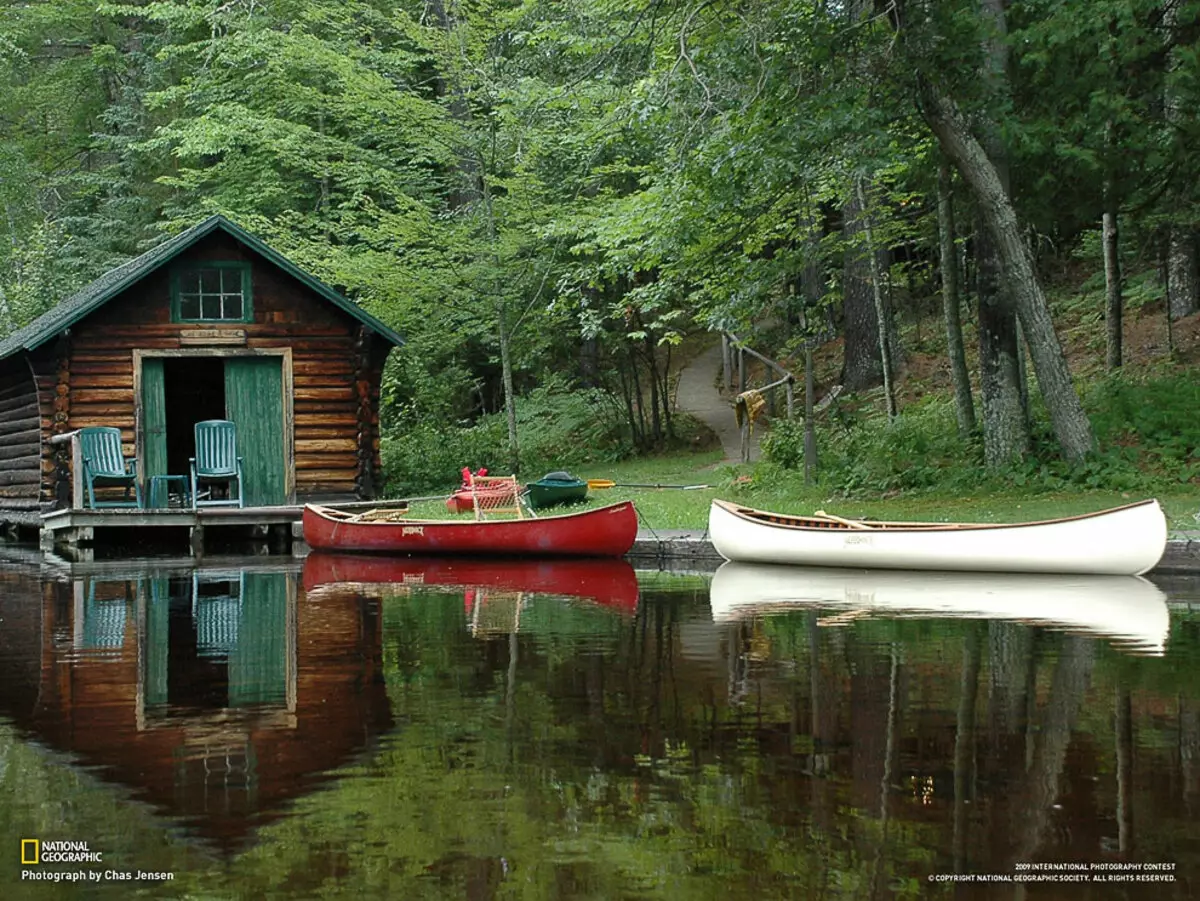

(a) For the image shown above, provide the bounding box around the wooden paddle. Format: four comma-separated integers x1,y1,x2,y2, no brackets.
587,479,712,490
813,509,876,529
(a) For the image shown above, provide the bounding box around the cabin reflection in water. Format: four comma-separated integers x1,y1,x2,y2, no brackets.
0,565,391,851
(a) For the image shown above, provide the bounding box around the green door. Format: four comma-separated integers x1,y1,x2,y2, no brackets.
228,572,289,707
144,577,171,708
141,358,167,484
224,357,286,506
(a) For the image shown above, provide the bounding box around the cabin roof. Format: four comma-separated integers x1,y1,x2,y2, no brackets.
0,215,404,360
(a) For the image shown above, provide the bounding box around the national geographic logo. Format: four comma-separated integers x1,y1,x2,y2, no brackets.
19,839,102,864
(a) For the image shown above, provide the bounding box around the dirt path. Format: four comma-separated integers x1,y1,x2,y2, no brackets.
674,342,762,462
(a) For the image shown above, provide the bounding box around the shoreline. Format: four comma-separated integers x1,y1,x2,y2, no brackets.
628,530,1200,575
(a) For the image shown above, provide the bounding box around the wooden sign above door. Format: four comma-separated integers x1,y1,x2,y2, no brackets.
179,328,247,346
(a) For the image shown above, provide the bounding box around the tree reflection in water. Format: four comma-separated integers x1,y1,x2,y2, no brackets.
0,558,1196,898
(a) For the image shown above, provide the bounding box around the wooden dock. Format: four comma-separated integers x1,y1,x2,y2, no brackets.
41,505,305,556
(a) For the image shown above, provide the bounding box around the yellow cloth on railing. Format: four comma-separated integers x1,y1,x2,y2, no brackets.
734,390,766,429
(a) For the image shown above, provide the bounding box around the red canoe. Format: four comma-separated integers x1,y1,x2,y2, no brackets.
302,554,640,613
302,501,639,558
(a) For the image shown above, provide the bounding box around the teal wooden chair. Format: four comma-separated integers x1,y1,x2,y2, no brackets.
191,420,245,509
79,427,142,508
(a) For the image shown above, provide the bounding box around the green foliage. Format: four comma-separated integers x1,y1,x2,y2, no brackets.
2,0,1199,503
381,418,506,496
761,378,1199,502
817,397,982,495
381,380,633,494
760,417,809,471
1087,374,1200,482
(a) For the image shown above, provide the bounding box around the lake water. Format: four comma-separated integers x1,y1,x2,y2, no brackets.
0,551,1198,899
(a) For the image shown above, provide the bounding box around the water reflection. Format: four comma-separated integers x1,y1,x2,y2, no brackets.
303,554,640,614
0,555,1196,898
711,561,1172,654
0,561,391,853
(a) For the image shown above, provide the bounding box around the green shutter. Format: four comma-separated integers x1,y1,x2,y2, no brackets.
224,358,286,506
142,358,167,482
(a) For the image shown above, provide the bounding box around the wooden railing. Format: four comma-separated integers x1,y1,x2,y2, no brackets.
721,333,795,463
721,331,839,480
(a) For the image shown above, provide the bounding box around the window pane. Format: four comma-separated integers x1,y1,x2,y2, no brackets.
199,269,221,294
179,271,201,294
180,295,201,319
223,294,243,320
200,295,221,320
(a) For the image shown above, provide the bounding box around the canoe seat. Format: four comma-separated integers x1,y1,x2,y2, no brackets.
469,473,524,520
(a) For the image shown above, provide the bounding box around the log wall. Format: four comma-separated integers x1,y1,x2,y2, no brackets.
0,356,42,523
36,231,391,502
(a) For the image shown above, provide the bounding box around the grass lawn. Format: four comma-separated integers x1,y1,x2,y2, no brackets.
401,449,1200,534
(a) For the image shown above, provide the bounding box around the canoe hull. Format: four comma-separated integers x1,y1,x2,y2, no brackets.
708,499,1167,576
709,562,1170,655
304,501,638,558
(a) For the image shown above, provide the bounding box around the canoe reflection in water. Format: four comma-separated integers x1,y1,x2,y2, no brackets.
303,554,640,620
709,562,1171,655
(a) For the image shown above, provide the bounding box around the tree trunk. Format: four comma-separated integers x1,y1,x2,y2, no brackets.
661,344,674,439
841,188,888,391
1180,696,1200,815
938,160,976,435
580,335,599,388
921,84,1094,462
1164,0,1199,321
643,331,663,445
1115,687,1134,853
975,215,1028,466
1103,207,1123,370
497,302,519,474
975,0,1027,465
1006,638,1094,866
1168,231,1198,321
856,177,898,421
953,626,983,873
805,345,817,483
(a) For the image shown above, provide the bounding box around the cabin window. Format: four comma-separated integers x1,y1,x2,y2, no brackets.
171,263,252,322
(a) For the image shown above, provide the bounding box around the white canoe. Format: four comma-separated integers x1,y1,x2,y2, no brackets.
709,562,1171,655
708,498,1167,576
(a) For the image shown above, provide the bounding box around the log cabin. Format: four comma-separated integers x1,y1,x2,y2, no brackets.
0,215,402,527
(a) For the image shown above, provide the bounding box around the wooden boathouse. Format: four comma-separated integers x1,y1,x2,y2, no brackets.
0,215,402,541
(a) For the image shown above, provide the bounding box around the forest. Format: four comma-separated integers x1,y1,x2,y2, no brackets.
2,0,1199,494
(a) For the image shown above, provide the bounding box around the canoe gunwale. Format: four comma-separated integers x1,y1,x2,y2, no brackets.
307,501,624,527
711,498,1162,533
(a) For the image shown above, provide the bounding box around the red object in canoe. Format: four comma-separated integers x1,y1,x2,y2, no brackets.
302,554,639,613
302,501,639,558
445,485,517,514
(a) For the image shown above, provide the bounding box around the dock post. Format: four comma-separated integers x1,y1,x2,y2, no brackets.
189,525,204,556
